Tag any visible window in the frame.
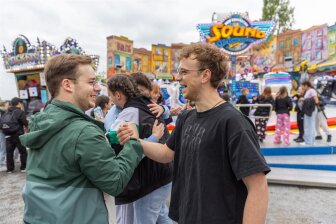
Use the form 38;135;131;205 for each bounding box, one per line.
315;51;322;60
156;48;161;55
279;41;284;50
126;57;132;70
293;38;299;47
306;40;311;50
155;61;161;71
305;53;311;61
285;39;291;49
285;52;291;58
114;54;120;66
316;39;322;49
329;34;335;44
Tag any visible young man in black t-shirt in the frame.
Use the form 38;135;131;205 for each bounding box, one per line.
118;43;270;224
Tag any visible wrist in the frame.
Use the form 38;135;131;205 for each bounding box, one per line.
129;137;140;143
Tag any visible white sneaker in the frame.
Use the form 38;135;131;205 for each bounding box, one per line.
299;142;314;146
20;169;26;173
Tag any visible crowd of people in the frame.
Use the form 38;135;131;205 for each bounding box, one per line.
235;81;332;146
0;41;332;224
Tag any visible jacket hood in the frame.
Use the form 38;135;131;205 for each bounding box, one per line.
8;106;20;112
124;95;154;117
20;99;104;150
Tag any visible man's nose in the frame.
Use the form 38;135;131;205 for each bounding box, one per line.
175;72;182;81
95;83;102;92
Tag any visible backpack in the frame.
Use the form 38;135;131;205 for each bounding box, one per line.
0;110;21;135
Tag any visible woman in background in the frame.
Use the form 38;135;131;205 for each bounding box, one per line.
254;87;274;143
273;86;293;145
236;87;250;116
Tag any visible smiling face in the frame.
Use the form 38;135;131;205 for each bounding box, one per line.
72;64;101;111
150;90;161;103
175;56;204;102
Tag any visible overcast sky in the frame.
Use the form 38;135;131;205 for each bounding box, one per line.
1;0;336;75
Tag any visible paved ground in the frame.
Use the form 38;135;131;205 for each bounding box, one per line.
1;168;336;224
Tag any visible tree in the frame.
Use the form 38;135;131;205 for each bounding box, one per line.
262;0;295;35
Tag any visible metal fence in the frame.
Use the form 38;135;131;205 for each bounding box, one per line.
235;103;273;119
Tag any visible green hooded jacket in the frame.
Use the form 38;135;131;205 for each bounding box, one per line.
19;99;143;224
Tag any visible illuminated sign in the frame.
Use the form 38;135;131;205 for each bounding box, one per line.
197;12;275;55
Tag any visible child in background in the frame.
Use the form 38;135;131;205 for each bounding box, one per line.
293;87;304;143
274;86;293;145
254;87;274;143
236;88;250;116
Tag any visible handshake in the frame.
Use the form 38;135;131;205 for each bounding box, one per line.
106;120;165;145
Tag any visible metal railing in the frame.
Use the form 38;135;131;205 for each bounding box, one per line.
235;103;273;119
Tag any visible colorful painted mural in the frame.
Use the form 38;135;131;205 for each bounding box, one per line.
106;35;133;77
151;44;171;73
274;29;302;72
197;12;275;55
253;36;277;73
1;35;99;73
133;48;151;73
327;24;336;59
171;43;186;74
301;24;328;63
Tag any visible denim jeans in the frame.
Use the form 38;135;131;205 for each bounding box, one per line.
315;111;330;136
133;183;172;224
304;108;317;145
0;132;6;167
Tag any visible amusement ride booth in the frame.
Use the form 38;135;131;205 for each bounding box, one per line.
1;35;99;115
197;12;275;102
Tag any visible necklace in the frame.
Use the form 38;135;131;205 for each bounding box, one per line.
211;99;225;110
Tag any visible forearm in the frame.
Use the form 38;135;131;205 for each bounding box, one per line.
160;105;170;119
243;175;269;224
139;140;174;163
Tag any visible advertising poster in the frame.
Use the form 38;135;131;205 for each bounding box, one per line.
19;90;28;99
41;90;48;103
29;87;38;97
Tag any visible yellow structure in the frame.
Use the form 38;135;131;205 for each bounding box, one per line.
133;48;151;73
151;44;171;74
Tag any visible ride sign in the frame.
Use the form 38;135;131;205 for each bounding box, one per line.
197;12;275;55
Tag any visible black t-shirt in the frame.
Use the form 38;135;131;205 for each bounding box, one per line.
166;102;270;224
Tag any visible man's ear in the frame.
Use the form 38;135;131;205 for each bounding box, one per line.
201;69;211;84
60;79;74;93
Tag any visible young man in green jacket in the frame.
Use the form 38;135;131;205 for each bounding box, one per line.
19;54;143;224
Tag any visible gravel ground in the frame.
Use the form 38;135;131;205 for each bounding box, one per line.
1;168;336;224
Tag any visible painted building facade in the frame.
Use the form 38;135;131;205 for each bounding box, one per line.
252;36;277;73
274;29;302;72
301;24;328;64
106;35;133;78
1;35;99;104
133;48;152;73
170;43;187;74
327;23;336;59
151;44;171;73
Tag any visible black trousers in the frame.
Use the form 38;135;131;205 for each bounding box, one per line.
6;135;27;171
297;111;304;138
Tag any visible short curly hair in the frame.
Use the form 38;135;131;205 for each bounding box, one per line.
178;43;228;88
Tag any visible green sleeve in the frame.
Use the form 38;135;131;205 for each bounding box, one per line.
75;125;143;196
